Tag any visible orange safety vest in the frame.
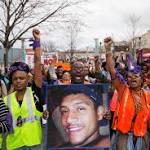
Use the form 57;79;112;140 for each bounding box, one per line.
112;86;150;137
109;90;118;112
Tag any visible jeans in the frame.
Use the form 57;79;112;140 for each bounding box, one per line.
111;131;148;150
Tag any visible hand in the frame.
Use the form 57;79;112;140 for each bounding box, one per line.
144;78;150;85
103;110;111;120
94;55;100;63
42;110;49;120
104;37;113;51
32;28;40;41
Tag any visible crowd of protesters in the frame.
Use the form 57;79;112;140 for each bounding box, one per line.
0;28;149;150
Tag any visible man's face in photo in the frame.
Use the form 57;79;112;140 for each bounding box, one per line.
60;93;99;146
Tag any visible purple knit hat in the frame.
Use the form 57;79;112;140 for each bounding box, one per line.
126;53;141;74
114;53;142;84
9;62;30;76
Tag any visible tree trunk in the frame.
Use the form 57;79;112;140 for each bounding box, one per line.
70;49;74;63
3;47;9;74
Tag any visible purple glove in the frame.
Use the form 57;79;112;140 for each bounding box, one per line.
29;38;41;49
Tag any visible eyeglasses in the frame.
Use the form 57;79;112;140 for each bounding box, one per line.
72;66;84;72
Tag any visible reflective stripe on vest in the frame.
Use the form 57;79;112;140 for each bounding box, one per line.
7;87;41;128
7;95;16;129
4;87;42;150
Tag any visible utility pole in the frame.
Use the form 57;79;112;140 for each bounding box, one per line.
94;38;99;55
18;38;29;62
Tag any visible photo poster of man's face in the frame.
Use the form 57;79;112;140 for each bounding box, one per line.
45;84;111;149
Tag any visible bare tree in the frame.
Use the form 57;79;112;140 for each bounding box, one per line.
64;15;83;62
42;41;56;52
126;13;141;59
0;0;88;70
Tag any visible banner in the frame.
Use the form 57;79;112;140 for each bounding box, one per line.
46;84;111;149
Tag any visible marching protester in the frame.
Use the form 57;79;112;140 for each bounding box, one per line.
0;98;10;150
70;61;87;84
104;37;150;150
0;69;8;98
56;65;64;80
0;79;7;98
141;61;150;90
3;29;48;150
58;71;71;85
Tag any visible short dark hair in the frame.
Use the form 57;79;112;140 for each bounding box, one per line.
57;65;63;69
59;85;101;107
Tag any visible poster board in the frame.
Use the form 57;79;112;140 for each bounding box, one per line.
46;84;111;149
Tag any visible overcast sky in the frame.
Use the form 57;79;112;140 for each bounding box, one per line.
22;0;150;50
81;0;150;46
79;0;149;45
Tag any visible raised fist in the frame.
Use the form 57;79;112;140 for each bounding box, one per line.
104;37;112;43
104;37;113;51
32;28;40;40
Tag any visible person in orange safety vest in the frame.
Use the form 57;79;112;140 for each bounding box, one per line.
104;37;150;150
